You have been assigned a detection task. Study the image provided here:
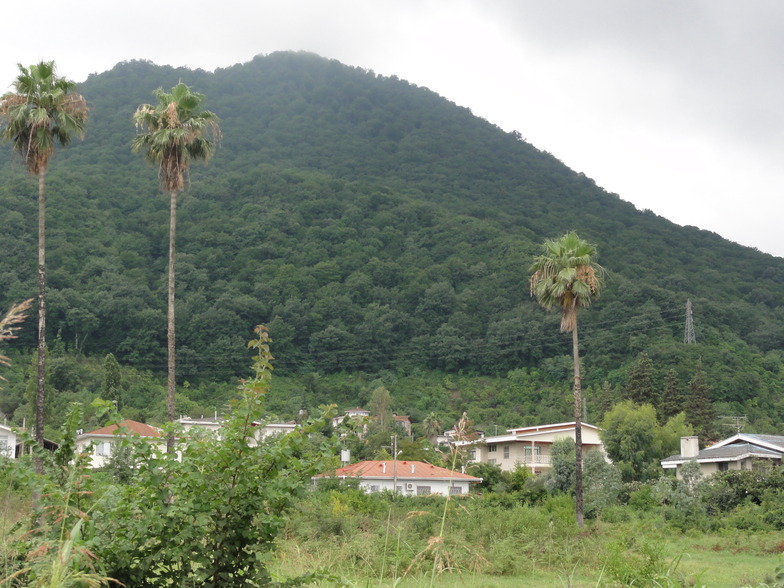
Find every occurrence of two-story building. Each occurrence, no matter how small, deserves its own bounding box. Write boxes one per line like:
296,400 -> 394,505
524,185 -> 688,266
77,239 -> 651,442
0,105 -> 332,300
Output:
459,421 -> 603,474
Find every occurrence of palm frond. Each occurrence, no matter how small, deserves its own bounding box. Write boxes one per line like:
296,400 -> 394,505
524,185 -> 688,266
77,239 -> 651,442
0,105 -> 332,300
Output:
530,232 -> 603,333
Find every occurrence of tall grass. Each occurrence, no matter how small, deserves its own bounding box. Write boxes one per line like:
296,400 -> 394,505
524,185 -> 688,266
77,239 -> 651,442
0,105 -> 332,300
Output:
276,489 -> 782,586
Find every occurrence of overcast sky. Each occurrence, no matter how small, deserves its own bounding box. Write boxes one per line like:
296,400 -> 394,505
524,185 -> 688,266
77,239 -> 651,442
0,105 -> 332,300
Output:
3,1 -> 783,257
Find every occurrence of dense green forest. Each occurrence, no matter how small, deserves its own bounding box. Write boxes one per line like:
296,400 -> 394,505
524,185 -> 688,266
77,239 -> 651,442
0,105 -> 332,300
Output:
1,51 -> 783,436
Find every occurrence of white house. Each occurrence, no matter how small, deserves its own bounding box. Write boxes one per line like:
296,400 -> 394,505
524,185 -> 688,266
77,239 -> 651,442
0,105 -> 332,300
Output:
661,434 -> 784,478
177,416 -> 297,443
75,419 -> 164,468
178,416 -> 223,436
331,408 -> 371,428
0,423 -> 16,459
313,460 -> 482,496
459,421 -> 604,474
252,421 -> 298,442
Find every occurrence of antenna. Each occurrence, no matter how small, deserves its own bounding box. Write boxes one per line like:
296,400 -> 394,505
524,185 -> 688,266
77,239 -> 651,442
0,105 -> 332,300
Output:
720,415 -> 746,433
684,299 -> 696,344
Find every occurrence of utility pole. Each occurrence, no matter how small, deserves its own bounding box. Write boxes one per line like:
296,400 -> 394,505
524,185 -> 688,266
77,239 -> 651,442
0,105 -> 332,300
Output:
392,434 -> 398,494
684,299 -> 696,344
384,434 -> 399,494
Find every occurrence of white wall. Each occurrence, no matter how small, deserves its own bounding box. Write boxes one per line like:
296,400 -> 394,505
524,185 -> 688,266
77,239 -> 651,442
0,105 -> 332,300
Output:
0,425 -> 16,459
357,478 -> 473,496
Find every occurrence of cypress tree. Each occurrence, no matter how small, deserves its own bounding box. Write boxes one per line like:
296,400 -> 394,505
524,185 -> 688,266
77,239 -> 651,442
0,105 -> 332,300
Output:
660,369 -> 683,422
685,360 -> 717,443
102,353 -> 123,409
624,352 -> 657,407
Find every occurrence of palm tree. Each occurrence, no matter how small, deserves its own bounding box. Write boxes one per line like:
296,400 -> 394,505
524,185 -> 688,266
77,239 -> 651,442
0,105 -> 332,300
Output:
0,62 -> 87,449
422,412 -> 441,445
530,231 -> 603,527
132,83 -> 220,449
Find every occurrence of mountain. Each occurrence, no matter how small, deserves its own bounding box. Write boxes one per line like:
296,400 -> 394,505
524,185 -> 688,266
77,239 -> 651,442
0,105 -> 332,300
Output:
1,51 -> 782,430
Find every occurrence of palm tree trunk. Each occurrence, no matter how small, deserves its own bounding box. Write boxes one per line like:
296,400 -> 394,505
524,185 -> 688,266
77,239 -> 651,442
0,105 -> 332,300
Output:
35,169 -> 46,471
572,322 -> 584,528
166,189 -> 178,453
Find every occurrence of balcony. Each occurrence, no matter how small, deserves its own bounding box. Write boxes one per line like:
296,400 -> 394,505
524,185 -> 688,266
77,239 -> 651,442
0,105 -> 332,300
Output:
520,454 -> 551,465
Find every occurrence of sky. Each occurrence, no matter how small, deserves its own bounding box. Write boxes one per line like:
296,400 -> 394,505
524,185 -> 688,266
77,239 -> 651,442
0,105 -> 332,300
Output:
3,1 -> 783,258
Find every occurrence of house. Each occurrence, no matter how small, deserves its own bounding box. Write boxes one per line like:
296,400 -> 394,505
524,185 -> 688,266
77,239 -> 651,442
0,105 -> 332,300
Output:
458,421 -> 604,473
0,423 -> 16,459
178,416 -> 297,442
661,434 -> 784,478
331,408 -> 371,428
253,421 -> 298,442
75,419 -> 164,468
437,428 -> 485,446
178,416 -> 223,435
313,459 -> 482,496
393,415 -> 412,436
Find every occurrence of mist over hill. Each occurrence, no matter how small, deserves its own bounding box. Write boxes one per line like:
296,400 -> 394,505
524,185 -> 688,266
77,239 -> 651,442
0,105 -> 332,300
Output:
1,51 -> 782,431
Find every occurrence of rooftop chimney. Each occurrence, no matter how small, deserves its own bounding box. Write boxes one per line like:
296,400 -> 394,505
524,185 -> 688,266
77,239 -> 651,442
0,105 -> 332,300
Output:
382,462 -> 386,474
681,436 -> 699,458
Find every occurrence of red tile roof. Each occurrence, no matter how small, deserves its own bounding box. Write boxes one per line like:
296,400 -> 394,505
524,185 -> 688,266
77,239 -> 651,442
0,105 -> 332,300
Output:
84,419 -> 162,438
316,460 -> 480,481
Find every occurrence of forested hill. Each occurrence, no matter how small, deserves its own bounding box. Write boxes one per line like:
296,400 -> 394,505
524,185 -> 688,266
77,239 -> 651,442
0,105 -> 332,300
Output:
1,51 -> 783,430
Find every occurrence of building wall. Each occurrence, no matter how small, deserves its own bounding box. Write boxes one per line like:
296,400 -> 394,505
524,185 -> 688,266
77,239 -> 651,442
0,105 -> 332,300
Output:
468,426 -> 603,473
356,478 -> 472,496
76,436 -> 166,468
0,426 -> 16,459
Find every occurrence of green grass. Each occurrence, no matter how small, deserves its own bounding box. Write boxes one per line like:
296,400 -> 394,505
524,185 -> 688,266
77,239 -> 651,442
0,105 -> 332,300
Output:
274,516 -> 784,587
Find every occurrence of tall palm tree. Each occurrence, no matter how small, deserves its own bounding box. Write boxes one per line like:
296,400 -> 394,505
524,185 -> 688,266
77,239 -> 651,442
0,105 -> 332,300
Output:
0,61 -> 87,449
530,231 -> 603,527
132,83 -> 220,449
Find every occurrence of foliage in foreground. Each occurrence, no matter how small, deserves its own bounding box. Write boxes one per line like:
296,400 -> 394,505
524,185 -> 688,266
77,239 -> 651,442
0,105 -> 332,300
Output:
277,475 -> 784,587
1,326 -> 337,587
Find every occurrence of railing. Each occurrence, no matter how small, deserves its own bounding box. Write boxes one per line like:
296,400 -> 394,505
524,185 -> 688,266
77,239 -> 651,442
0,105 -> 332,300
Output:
519,455 -> 551,465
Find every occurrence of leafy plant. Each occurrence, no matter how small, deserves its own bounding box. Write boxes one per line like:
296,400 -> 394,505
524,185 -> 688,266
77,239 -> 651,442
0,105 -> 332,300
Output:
93,325 -> 336,587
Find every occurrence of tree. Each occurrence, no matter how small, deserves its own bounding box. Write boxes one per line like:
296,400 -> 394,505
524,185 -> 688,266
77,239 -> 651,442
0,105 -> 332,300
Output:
600,401 -> 661,482
530,231 -> 603,527
1,62 -> 87,449
132,83 -> 220,449
102,353 -> 123,409
422,412 -> 441,445
544,437 -> 576,494
583,449 -> 622,519
624,352 -> 657,408
660,369 -> 683,422
601,400 -> 693,482
368,385 -> 392,431
685,360 -> 717,443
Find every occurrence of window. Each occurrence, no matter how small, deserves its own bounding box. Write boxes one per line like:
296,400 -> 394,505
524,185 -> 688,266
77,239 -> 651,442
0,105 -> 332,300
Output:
96,442 -> 112,457
488,458 -> 496,465
488,445 -> 497,453
449,486 -> 463,495
369,485 -> 380,493
503,446 -> 510,459
416,486 -> 431,496
469,448 -> 476,460
718,462 -> 728,472
524,446 -> 541,463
